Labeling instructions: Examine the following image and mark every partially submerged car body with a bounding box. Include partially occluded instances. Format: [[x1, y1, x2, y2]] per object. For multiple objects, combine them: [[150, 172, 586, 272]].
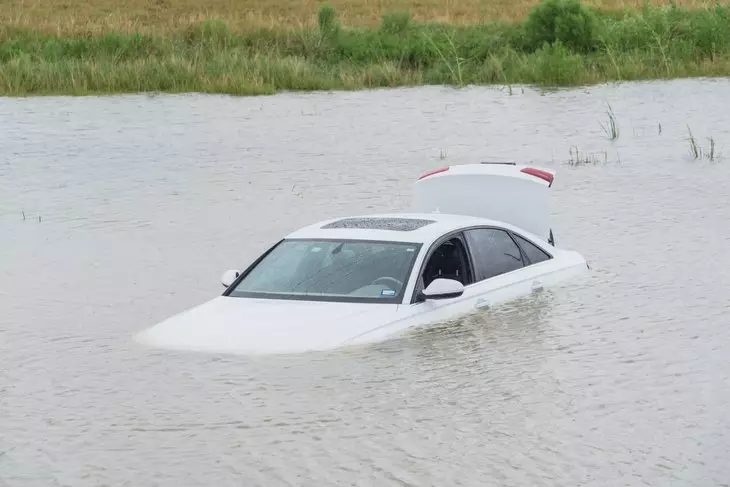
[[135, 163, 587, 355]]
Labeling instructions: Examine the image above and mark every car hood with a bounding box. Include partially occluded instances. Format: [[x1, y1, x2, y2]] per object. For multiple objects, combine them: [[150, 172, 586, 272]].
[[134, 295, 401, 355]]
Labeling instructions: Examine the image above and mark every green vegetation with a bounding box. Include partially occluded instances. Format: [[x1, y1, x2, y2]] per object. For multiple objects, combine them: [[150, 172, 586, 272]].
[[1, 0, 730, 96], [600, 103, 620, 140], [687, 125, 720, 161]]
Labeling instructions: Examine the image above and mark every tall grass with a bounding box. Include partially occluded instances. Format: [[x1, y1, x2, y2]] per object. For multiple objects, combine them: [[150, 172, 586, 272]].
[[1, 0, 730, 95]]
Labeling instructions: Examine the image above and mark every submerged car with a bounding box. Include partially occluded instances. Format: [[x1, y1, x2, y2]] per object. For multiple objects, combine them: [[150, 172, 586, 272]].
[[135, 162, 588, 355]]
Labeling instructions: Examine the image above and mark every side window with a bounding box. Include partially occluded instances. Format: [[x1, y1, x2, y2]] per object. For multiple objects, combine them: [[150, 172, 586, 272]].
[[464, 228, 524, 281], [513, 234, 552, 265], [420, 237, 472, 289]]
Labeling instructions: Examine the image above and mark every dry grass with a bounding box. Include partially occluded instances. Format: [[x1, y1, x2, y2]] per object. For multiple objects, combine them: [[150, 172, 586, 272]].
[[1, 0, 718, 33]]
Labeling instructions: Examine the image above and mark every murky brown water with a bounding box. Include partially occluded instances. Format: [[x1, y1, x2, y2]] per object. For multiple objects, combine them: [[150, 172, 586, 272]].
[[2, 79, 730, 486]]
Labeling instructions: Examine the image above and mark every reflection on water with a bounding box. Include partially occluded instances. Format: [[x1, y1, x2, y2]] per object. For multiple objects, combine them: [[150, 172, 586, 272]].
[[1, 79, 730, 486]]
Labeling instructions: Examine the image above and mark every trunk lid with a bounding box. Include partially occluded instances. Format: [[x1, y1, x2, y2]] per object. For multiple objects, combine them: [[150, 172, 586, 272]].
[[410, 162, 555, 242]]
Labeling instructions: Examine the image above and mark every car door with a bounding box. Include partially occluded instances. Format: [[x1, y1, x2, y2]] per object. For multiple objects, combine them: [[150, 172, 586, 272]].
[[398, 231, 481, 321], [461, 226, 555, 310], [395, 225, 560, 330]]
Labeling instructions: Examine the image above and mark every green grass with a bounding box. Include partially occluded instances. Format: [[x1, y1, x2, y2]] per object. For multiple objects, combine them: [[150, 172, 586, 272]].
[[1, 0, 730, 96], [600, 103, 620, 140]]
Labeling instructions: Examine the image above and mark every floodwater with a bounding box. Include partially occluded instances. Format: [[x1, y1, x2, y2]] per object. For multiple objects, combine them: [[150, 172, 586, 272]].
[[1, 78, 730, 486]]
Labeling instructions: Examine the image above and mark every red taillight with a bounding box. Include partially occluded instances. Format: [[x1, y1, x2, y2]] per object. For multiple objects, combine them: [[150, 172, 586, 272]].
[[520, 167, 554, 186], [418, 166, 449, 180]]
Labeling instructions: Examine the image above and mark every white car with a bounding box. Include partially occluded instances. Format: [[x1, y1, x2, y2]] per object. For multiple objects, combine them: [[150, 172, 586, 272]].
[[135, 163, 588, 355]]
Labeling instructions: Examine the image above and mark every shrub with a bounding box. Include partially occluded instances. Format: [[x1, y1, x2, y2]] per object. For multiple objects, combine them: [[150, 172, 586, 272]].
[[524, 0, 597, 52], [317, 4, 340, 36], [530, 40, 585, 83]]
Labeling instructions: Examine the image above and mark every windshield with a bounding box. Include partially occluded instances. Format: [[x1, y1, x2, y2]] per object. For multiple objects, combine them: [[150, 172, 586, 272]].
[[226, 239, 422, 303]]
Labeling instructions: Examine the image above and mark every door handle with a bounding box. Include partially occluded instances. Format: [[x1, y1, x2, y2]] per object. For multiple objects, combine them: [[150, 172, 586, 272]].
[[475, 298, 489, 309]]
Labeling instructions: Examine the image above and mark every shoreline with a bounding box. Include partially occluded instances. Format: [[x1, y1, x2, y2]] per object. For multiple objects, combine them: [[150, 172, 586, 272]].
[[2, 76, 728, 100], [1, 0, 729, 96]]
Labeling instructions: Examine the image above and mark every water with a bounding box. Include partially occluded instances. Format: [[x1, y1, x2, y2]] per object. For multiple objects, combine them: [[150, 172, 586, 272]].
[[1, 78, 730, 486]]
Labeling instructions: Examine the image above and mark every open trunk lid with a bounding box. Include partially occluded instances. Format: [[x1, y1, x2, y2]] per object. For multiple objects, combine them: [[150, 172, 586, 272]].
[[410, 162, 556, 243]]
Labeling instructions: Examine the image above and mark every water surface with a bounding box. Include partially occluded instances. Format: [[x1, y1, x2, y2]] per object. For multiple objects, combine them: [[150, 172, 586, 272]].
[[1, 79, 730, 486]]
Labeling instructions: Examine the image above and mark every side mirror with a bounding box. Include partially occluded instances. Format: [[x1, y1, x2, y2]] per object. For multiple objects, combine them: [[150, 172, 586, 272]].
[[419, 278, 465, 300], [221, 269, 241, 288]]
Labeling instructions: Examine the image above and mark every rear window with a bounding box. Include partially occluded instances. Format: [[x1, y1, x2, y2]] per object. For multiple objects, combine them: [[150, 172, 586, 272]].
[[513, 234, 552, 265]]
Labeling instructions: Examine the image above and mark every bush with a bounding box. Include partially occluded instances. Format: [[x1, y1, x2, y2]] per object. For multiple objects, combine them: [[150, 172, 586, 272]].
[[332, 28, 434, 68], [524, 0, 597, 52], [317, 4, 340, 36], [530, 40, 585, 83], [685, 4, 730, 58]]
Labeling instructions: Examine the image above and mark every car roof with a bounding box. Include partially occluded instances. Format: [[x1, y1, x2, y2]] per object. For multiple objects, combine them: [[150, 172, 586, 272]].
[[284, 212, 527, 244]]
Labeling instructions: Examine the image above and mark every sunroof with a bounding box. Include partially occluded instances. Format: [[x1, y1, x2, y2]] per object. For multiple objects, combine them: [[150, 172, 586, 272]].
[[321, 217, 435, 232]]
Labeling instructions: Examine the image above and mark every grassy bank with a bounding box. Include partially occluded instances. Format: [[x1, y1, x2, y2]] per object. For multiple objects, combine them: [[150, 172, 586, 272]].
[[1, 0, 730, 96]]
